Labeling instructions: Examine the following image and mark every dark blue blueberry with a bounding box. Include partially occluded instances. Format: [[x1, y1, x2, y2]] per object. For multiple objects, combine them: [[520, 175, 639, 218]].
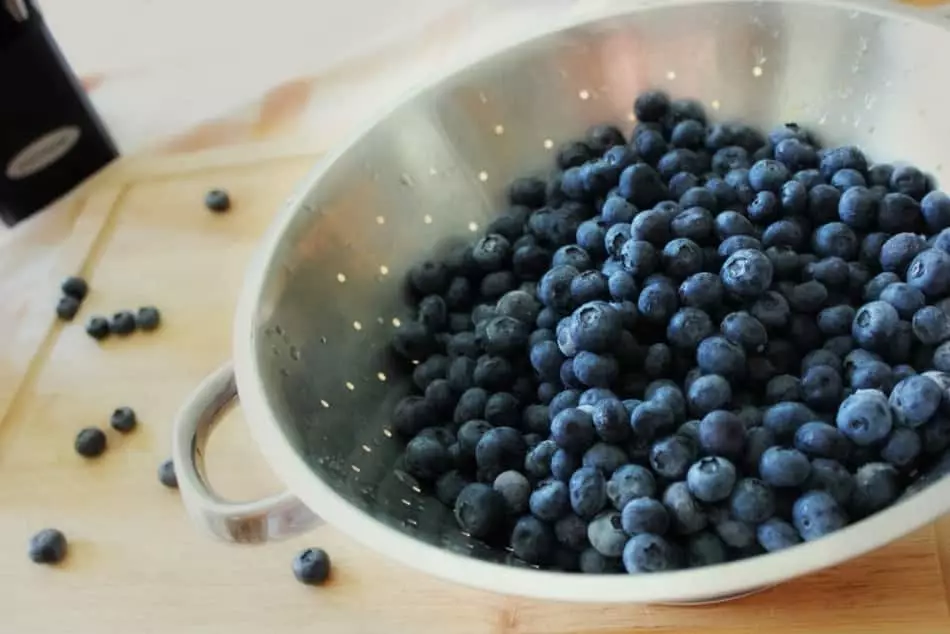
[[630, 208, 672, 246], [622, 533, 680, 573], [756, 518, 802, 552], [807, 184, 842, 224], [550, 407, 596, 454], [696, 336, 746, 378], [552, 244, 593, 272], [508, 177, 547, 208], [811, 222, 858, 260], [556, 140, 596, 170], [569, 467, 608, 519], [774, 137, 818, 172], [637, 281, 679, 324], [720, 311, 768, 353], [804, 257, 849, 289], [793, 491, 847, 541], [830, 168, 866, 191], [793, 168, 825, 190], [698, 410, 745, 458], [549, 389, 582, 420], [879, 192, 922, 233], [619, 163, 669, 210], [570, 270, 609, 305], [669, 206, 714, 244], [436, 470, 470, 508], [643, 343, 672, 378], [582, 443, 628, 477], [592, 398, 631, 444], [805, 458, 854, 506], [509, 515, 556, 565], [607, 270, 638, 302], [28, 528, 67, 565], [669, 172, 700, 200], [880, 233, 927, 275], [687, 374, 732, 416], [513, 244, 552, 281], [867, 163, 894, 187], [587, 511, 628, 557], [575, 218, 607, 258], [888, 375, 942, 428], [879, 283, 925, 320], [748, 159, 790, 193], [496, 289, 541, 325], [560, 358, 583, 389], [473, 355, 515, 391], [663, 98, 707, 127], [848, 359, 894, 393], [759, 448, 814, 492], [537, 382, 558, 405], [819, 146, 868, 180], [573, 352, 619, 388], [479, 271, 517, 300], [579, 547, 622, 573], [292, 548, 331, 586], [661, 238, 704, 280], [456, 418, 493, 456], [529, 340, 565, 383], [621, 497, 669, 535], [836, 389, 893, 446], [518, 405, 548, 437], [523, 439, 557, 480], [889, 164, 930, 200], [824, 335, 855, 358], [922, 190, 950, 233], [800, 365, 843, 412], [455, 483, 506, 537], [729, 478, 776, 524], [538, 265, 579, 312], [720, 249, 773, 299], [711, 146, 750, 174], [746, 190, 778, 224], [109, 310, 136, 336], [763, 246, 799, 281], [604, 224, 632, 259], [620, 239, 658, 279], [740, 426, 776, 476], [554, 513, 589, 552], [678, 272, 724, 311], [657, 149, 703, 181], [837, 186, 878, 229], [579, 387, 618, 406], [529, 479, 571, 522], [765, 375, 801, 404], [665, 308, 714, 351], [569, 301, 623, 353], [601, 197, 638, 225], [586, 123, 626, 152], [649, 435, 696, 480], [670, 119, 706, 150], [907, 248, 950, 297], [880, 427, 922, 470], [634, 90, 670, 122], [471, 234, 511, 272], [705, 177, 737, 209], [717, 235, 763, 260], [794, 421, 848, 461], [864, 272, 902, 302], [487, 206, 530, 242], [714, 211, 755, 241], [763, 401, 816, 440], [662, 481, 708, 535], [725, 168, 756, 205], [913, 306, 950, 345], [483, 316, 529, 356], [445, 277, 475, 312], [483, 393, 520, 428], [607, 464, 656, 510], [686, 531, 727, 567], [686, 456, 737, 503], [630, 400, 676, 441], [849, 462, 900, 518], [762, 218, 806, 249], [852, 300, 900, 351], [492, 470, 531, 515], [393, 395, 437, 437]]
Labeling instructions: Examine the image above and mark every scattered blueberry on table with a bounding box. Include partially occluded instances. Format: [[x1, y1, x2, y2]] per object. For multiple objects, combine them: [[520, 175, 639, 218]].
[[292, 547, 331, 585], [85, 316, 110, 340], [205, 188, 231, 213], [28, 528, 67, 565], [136, 306, 161, 331], [157, 459, 178, 489], [110, 310, 137, 336], [60, 276, 88, 301], [56, 296, 80, 321], [110, 406, 137, 433], [75, 427, 107, 458]]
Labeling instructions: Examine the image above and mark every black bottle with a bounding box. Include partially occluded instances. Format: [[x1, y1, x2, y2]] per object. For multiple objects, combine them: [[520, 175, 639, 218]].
[[0, 0, 117, 226]]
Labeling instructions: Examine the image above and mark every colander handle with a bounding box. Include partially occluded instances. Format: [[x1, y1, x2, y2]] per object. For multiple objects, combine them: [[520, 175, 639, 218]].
[[172, 363, 319, 543]]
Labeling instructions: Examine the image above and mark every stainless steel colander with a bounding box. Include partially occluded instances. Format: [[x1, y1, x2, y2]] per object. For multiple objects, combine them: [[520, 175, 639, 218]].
[[172, 0, 950, 603]]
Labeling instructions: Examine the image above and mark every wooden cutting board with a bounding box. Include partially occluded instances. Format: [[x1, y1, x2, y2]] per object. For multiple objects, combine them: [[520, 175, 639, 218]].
[[1, 96, 950, 634]]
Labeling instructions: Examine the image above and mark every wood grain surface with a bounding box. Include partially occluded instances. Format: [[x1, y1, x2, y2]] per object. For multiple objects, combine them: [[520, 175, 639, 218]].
[[0, 133, 948, 633]]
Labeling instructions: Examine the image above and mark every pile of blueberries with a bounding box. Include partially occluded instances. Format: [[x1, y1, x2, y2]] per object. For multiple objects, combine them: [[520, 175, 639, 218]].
[[387, 90, 950, 575]]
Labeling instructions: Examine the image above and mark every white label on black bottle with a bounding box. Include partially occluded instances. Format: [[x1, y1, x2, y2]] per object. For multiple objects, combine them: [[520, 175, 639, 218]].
[[6, 126, 82, 180]]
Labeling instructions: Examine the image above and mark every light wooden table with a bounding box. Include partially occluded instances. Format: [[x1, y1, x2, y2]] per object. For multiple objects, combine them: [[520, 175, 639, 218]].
[[2, 1, 950, 632]]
